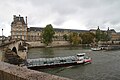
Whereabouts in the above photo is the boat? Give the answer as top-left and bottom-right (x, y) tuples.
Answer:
(91, 47), (101, 51)
(26, 53), (92, 69)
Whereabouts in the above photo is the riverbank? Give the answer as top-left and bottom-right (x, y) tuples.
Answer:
(26, 41), (91, 49)
(26, 41), (70, 48)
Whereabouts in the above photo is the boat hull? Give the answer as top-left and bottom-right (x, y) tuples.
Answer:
(91, 48), (101, 51)
(27, 62), (86, 70)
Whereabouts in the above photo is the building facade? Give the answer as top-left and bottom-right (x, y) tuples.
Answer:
(11, 15), (89, 41)
(11, 15), (120, 42)
(11, 15), (28, 41)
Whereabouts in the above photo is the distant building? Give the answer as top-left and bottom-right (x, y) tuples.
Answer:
(11, 15), (89, 41)
(90, 26), (120, 41)
(11, 15), (28, 41)
(11, 15), (120, 42)
(110, 29), (120, 41)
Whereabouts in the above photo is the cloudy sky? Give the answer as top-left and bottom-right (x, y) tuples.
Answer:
(0, 0), (120, 36)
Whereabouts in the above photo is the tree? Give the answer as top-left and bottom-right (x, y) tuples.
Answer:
(100, 32), (107, 41)
(68, 32), (81, 45)
(42, 24), (55, 46)
(95, 26), (101, 42)
(63, 34), (68, 41)
(80, 32), (95, 44)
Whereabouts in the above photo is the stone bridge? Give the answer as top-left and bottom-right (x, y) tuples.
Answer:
(0, 39), (27, 60)
(0, 39), (24, 54)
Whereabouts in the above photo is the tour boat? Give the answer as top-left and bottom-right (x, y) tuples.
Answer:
(91, 47), (101, 51)
(27, 53), (92, 69)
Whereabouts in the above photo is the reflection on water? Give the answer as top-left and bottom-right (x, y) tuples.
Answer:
(28, 47), (120, 80)
(41, 48), (54, 58)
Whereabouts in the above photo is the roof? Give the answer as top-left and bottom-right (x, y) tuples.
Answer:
(28, 27), (89, 33)
(12, 15), (26, 25)
(110, 29), (116, 33)
(77, 53), (86, 56)
(28, 27), (43, 32)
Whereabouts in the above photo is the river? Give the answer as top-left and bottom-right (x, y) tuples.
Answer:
(28, 47), (120, 80)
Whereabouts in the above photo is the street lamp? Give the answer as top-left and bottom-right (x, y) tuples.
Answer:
(2, 29), (3, 44)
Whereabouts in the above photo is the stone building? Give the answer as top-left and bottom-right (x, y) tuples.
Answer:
(27, 27), (42, 41)
(11, 15), (28, 41)
(11, 15), (88, 41)
(11, 15), (120, 42)
(90, 26), (120, 41)
(110, 29), (120, 41)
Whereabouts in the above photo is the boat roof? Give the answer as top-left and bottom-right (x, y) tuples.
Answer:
(77, 53), (86, 55)
(27, 56), (77, 62)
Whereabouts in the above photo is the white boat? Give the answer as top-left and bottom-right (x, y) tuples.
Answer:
(27, 53), (92, 69)
(76, 53), (92, 63)
(91, 47), (101, 51)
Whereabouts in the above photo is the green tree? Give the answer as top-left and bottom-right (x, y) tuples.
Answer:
(80, 32), (95, 44)
(100, 31), (111, 45)
(101, 32), (107, 41)
(95, 26), (101, 42)
(63, 34), (68, 41)
(69, 32), (80, 45)
(42, 24), (55, 46)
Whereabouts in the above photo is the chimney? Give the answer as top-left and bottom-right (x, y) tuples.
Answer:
(26, 16), (27, 25)
(19, 14), (20, 20)
(13, 15), (16, 21)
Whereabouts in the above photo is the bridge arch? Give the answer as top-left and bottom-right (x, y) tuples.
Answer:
(12, 47), (17, 54)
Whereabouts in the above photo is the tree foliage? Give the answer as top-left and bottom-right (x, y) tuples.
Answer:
(80, 32), (95, 44)
(95, 28), (101, 42)
(42, 24), (55, 45)
(69, 32), (81, 45)
(63, 34), (68, 41)
(101, 32), (111, 41)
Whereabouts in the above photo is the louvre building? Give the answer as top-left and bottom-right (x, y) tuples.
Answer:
(11, 15), (120, 42)
(11, 15), (88, 41)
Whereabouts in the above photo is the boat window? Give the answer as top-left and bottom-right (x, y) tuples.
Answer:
(60, 60), (66, 62)
(77, 55), (84, 57)
(84, 56), (89, 59)
(49, 62), (54, 64)
(72, 59), (75, 61)
(44, 62), (47, 64)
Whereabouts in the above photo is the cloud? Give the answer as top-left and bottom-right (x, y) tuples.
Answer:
(0, 0), (120, 36)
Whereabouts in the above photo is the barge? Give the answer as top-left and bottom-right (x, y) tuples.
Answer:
(27, 53), (92, 69)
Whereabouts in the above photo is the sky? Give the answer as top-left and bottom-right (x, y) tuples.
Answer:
(0, 0), (120, 36)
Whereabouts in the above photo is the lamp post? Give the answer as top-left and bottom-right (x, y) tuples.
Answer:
(2, 29), (3, 44)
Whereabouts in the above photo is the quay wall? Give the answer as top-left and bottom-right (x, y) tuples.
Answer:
(0, 61), (72, 80)
(0, 50), (3, 61)
(17, 51), (27, 60)
(26, 41), (70, 48)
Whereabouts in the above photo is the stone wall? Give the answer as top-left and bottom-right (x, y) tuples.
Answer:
(0, 61), (72, 80)
(17, 51), (27, 60)
(0, 50), (3, 61)
(26, 41), (70, 48)
(26, 41), (45, 48)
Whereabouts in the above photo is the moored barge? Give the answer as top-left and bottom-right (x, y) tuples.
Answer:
(27, 53), (92, 69)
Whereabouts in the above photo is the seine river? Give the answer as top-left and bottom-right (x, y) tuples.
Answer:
(28, 47), (120, 80)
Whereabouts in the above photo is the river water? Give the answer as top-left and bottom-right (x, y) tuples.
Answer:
(28, 47), (120, 80)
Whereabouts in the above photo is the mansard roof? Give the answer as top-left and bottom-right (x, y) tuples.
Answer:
(28, 27), (89, 33)
(11, 15), (26, 25)
(110, 29), (116, 33)
(28, 27), (43, 32)
(15, 17), (25, 24)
